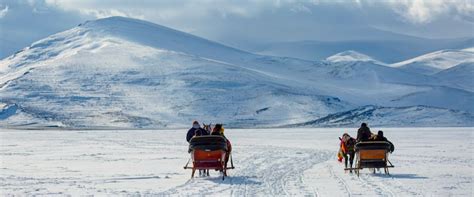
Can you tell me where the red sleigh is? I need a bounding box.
[184,136,234,180]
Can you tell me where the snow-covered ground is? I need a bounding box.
[1,128,472,196]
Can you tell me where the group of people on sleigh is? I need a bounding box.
[186,121,232,169]
[338,123,395,172]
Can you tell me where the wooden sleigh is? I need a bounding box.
[345,141,394,176]
[184,136,234,180]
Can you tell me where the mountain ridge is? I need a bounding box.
[0,17,472,128]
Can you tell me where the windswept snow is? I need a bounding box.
[1,128,472,196]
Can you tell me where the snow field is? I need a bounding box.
[1,128,472,196]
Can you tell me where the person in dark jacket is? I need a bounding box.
[211,124,232,173]
[186,121,208,142]
[356,122,372,142]
[374,130,395,153]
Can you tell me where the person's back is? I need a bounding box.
[186,121,209,142]
[375,130,395,153]
[356,123,372,142]
[210,124,232,171]
[211,124,223,136]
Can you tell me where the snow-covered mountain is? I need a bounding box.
[325,50,384,65]
[291,105,474,127]
[0,17,348,128]
[390,48,474,75]
[251,37,473,63]
[0,17,472,128]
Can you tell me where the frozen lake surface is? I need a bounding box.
[1,128,472,196]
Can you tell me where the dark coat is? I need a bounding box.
[357,126,372,142]
[186,128,209,142]
[375,136,395,153]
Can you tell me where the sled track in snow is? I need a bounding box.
[358,173,396,197]
[327,163,353,196]
[158,145,332,196]
[356,172,395,197]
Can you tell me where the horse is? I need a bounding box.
[340,134,356,172]
[203,123,212,134]
[198,123,212,176]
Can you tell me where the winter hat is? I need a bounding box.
[361,123,367,127]
[192,121,200,128]
[213,124,224,135]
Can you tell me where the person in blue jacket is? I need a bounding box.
[186,121,208,142]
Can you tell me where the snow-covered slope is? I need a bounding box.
[0,17,350,128]
[0,17,472,128]
[434,62,474,92]
[390,48,474,75]
[325,50,384,65]
[293,105,474,127]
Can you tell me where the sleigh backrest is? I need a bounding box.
[356,141,390,160]
[189,135,228,152]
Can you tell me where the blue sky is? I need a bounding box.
[0,0,473,57]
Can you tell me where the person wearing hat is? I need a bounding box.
[186,121,209,142]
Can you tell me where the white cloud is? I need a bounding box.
[79,8,143,19]
[386,0,474,24]
[0,5,9,18]
[0,0,472,59]
[42,0,474,25]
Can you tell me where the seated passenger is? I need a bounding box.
[374,130,395,153]
[186,121,209,142]
[211,124,232,170]
[356,122,373,142]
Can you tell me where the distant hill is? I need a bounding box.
[252,38,473,63]
[390,48,474,75]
